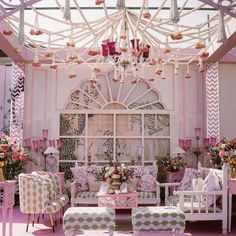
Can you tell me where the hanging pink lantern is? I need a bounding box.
[24,138,31,147]
[185,139,192,150]
[130,39,140,51]
[39,139,46,149]
[101,43,109,57]
[32,140,39,151]
[49,139,56,147]
[42,129,49,139]
[204,138,210,147]
[178,139,184,149]
[108,41,116,56]
[57,139,62,148]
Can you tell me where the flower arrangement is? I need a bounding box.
[157,156,186,172]
[206,138,236,170]
[165,157,186,172]
[0,135,27,180]
[95,163,134,192]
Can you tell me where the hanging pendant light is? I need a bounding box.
[18,6,24,46]
[116,0,126,9]
[63,0,71,21]
[170,0,180,23]
[217,10,227,43]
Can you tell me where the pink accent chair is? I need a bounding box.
[0,181,16,236]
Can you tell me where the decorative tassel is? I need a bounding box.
[63,0,71,21]
[185,64,191,79]
[170,0,179,23]
[217,10,227,43]
[160,65,166,80]
[116,0,126,9]
[18,6,24,46]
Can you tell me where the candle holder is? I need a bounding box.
[23,129,61,171]
[193,128,201,168]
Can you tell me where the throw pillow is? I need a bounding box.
[192,177,204,202]
[178,168,198,191]
[71,165,99,191]
[87,175,102,192]
[137,165,158,192]
[127,177,139,192]
[202,170,221,207]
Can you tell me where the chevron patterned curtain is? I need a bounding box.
[205,62,220,141]
[10,62,25,144]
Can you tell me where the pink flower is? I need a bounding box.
[20,154,27,162]
[219,150,225,158]
[12,149,19,161]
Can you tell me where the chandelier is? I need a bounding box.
[0,0,232,83]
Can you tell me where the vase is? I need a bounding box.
[0,161,6,181]
[107,181,122,194]
[228,166,236,179]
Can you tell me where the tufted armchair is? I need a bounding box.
[19,173,69,232]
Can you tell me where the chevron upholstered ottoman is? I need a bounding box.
[63,207,115,236]
[132,206,185,236]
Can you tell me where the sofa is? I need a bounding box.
[160,164,228,234]
[70,163,160,206]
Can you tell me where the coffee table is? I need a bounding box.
[97,192,138,209]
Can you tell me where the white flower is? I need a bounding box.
[221,144,225,149]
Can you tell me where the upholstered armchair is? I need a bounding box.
[32,171,69,215]
[18,173,69,232]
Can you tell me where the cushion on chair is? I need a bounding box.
[138,191,156,199]
[178,168,198,191]
[76,191,98,198]
[71,165,102,191]
[46,199,61,213]
[132,164,158,192]
[202,170,221,207]
[87,175,102,192]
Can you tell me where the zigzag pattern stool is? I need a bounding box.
[63,207,115,236]
[132,206,185,236]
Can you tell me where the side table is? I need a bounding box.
[97,192,138,209]
[228,179,236,232]
[0,180,16,236]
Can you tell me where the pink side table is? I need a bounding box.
[0,181,16,236]
[97,192,138,209]
[228,179,236,232]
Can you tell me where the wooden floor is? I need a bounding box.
[0,206,236,236]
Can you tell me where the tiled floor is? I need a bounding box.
[0,206,236,236]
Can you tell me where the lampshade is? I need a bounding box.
[44,146,60,155]
[172,147,186,155]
